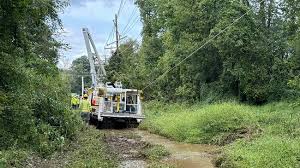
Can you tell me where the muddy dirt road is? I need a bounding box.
[104,129,218,168]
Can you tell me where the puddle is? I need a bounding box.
[136,130,218,168]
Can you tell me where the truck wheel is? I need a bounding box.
[127,119,139,128]
[96,121,102,129]
[133,123,139,128]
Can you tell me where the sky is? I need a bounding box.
[57,0,142,69]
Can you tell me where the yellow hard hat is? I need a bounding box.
[83,94,88,98]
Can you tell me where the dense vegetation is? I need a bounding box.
[141,100,300,167]
[108,0,300,104]
[0,0,81,161]
[1,0,300,167]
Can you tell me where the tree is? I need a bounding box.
[131,0,300,103]
[0,0,81,156]
[70,56,92,94]
[106,39,144,89]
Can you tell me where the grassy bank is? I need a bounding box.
[140,101,300,168]
[0,127,118,168]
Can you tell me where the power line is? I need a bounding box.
[105,1,141,61]
[105,39,142,64]
[120,0,127,16]
[105,0,125,48]
[117,0,125,17]
[142,1,261,91]
[122,15,140,35]
[121,6,138,34]
[105,25,115,47]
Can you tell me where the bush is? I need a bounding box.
[0,149,29,168]
[0,64,82,156]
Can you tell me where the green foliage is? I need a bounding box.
[0,150,29,168]
[0,0,82,157]
[0,56,81,157]
[70,56,92,94]
[106,39,145,89]
[109,0,300,103]
[288,76,300,91]
[141,145,170,161]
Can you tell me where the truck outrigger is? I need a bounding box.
[82,28,144,128]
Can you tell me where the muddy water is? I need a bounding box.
[136,130,218,168]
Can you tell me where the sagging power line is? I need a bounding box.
[142,0,266,91]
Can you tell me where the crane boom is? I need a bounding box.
[82,28,106,87]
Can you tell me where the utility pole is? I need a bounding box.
[81,76,84,100]
[114,14,119,54]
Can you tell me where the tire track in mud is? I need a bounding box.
[104,130,148,168]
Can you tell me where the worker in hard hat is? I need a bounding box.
[71,96,77,109]
[79,94,91,125]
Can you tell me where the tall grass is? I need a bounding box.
[219,136,300,168]
[140,100,300,167]
[140,101,258,144]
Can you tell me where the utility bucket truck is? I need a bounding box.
[82,28,144,128]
